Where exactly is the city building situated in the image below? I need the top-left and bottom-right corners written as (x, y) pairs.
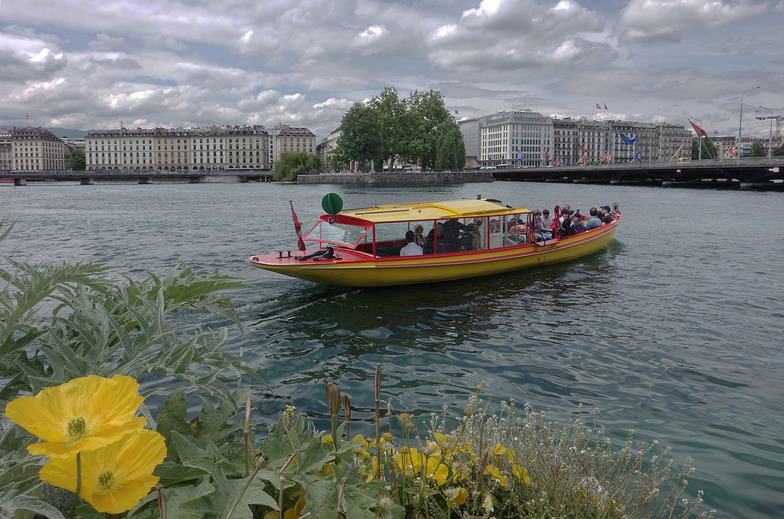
top-left (0, 130), bottom-right (12, 171)
top-left (459, 110), bottom-right (553, 167)
top-left (269, 124), bottom-right (317, 167)
top-left (11, 127), bottom-right (68, 171)
top-left (85, 125), bottom-right (271, 171)
top-left (317, 127), bottom-right (341, 171)
top-left (550, 118), bottom-right (692, 165)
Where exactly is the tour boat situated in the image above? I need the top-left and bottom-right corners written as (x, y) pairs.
top-left (249, 195), bottom-right (620, 287)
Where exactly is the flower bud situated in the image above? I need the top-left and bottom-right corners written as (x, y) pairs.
top-left (326, 379), bottom-right (340, 418)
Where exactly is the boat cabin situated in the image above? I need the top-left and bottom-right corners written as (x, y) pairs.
top-left (302, 198), bottom-right (537, 257)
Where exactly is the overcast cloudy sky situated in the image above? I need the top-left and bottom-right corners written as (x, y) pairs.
top-left (1, 0), bottom-right (782, 141)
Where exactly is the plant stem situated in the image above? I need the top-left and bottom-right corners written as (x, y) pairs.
top-left (68, 452), bottom-right (81, 519)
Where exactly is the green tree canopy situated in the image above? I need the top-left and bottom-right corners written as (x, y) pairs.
top-left (774, 143), bottom-right (784, 156)
top-left (749, 140), bottom-right (766, 157)
top-left (66, 149), bottom-right (86, 170)
top-left (691, 138), bottom-right (717, 160)
top-left (332, 88), bottom-right (465, 172)
top-left (272, 151), bottom-right (322, 182)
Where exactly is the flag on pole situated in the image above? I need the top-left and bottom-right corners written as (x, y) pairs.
top-left (635, 151), bottom-right (642, 163)
top-left (574, 139), bottom-right (588, 153)
top-left (289, 200), bottom-right (306, 251)
top-left (517, 150), bottom-right (524, 162)
top-left (454, 109), bottom-right (459, 115)
top-left (689, 120), bottom-right (707, 139)
top-left (596, 103), bottom-right (601, 109)
top-left (714, 130), bottom-right (719, 135)
top-left (670, 145), bottom-right (684, 160)
top-left (602, 152), bottom-right (614, 164)
top-left (544, 149), bottom-right (550, 160)
top-left (728, 142), bottom-right (737, 157)
top-left (619, 133), bottom-right (638, 145)
top-left (604, 104), bottom-right (608, 110)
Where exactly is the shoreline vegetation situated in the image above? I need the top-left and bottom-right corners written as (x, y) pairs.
top-left (0, 219), bottom-right (716, 518)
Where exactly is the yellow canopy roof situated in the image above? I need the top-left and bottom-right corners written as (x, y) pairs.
top-left (339, 198), bottom-right (530, 224)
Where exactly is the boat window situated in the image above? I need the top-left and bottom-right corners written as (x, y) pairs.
top-left (304, 220), bottom-right (370, 249)
top-left (434, 217), bottom-right (480, 253)
top-left (488, 213), bottom-right (529, 248)
top-left (373, 222), bottom-right (413, 256)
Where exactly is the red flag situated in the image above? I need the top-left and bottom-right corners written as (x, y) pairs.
top-left (728, 143), bottom-right (737, 157)
top-left (545, 149), bottom-right (550, 160)
top-left (689, 119), bottom-right (707, 138)
top-left (596, 103), bottom-right (601, 109)
top-left (714, 130), bottom-right (719, 135)
top-left (289, 200), bottom-right (306, 251)
top-left (454, 109), bottom-right (459, 114)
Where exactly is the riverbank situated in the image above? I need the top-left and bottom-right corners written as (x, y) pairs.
top-left (297, 170), bottom-right (493, 184)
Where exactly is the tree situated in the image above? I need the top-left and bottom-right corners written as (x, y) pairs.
top-left (371, 87), bottom-right (406, 171)
top-left (749, 140), bottom-right (766, 157)
top-left (404, 89), bottom-right (457, 170)
top-left (272, 151), bottom-right (321, 182)
top-left (333, 88), bottom-right (465, 172)
top-left (66, 149), bottom-right (86, 170)
top-left (691, 138), bottom-right (717, 160)
top-left (434, 123), bottom-right (467, 171)
top-left (774, 143), bottom-right (784, 156)
top-left (332, 101), bottom-right (382, 171)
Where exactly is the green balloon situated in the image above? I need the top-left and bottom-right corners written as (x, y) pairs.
top-left (322, 193), bottom-right (343, 214)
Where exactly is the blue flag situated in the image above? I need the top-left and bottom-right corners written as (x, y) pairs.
top-left (620, 133), bottom-right (638, 145)
top-left (517, 150), bottom-right (524, 161)
top-left (635, 151), bottom-right (642, 163)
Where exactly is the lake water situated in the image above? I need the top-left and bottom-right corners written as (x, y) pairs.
top-left (2, 180), bottom-right (783, 518)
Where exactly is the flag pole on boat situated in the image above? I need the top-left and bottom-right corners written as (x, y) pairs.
top-left (289, 200), bottom-right (306, 251)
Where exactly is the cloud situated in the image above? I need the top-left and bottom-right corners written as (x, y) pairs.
top-left (619, 0), bottom-right (769, 42)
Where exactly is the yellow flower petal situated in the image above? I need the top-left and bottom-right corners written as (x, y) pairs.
top-left (40, 429), bottom-right (167, 514)
top-left (5, 375), bottom-right (146, 458)
top-left (426, 457), bottom-right (448, 486)
top-left (445, 487), bottom-right (467, 507)
top-left (513, 464), bottom-right (531, 485)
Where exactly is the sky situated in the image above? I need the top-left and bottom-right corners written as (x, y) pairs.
top-left (1, 0), bottom-right (783, 142)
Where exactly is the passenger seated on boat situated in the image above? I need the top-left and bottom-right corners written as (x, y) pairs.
top-left (489, 218), bottom-right (501, 232)
top-left (442, 218), bottom-right (469, 252)
top-left (459, 221), bottom-right (481, 250)
top-left (560, 215), bottom-right (574, 237)
top-left (585, 207), bottom-right (602, 230)
top-left (600, 205), bottom-right (613, 224)
top-left (400, 230), bottom-right (423, 256)
top-left (532, 209), bottom-right (552, 241)
top-left (541, 209), bottom-right (554, 235)
top-left (570, 212), bottom-right (585, 234)
top-left (413, 224), bottom-right (426, 247)
top-left (422, 229), bottom-right (436, 254)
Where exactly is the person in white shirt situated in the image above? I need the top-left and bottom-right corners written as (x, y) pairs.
top-left (400, 230), bottom-right (423, 256)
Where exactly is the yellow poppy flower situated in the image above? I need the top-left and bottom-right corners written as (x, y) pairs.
top-left (513, 464), bottom-right (531, 485)
top-left (4, 375), bottom-right (146, 458)
top-left (484, 464), bottom-right (509, 489)
top-left (40, 429), bottom-right (167, 514)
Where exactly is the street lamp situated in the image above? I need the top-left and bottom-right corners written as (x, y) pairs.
top-left (758, 105), bottom-right (773, 158)
top-left (738, 86), bottom-right (760, 158)
top-left (659, 104), bottom-right (677, 162)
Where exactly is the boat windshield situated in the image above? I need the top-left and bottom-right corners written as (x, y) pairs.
top-left (304, 220), bottom-right (370, 249)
